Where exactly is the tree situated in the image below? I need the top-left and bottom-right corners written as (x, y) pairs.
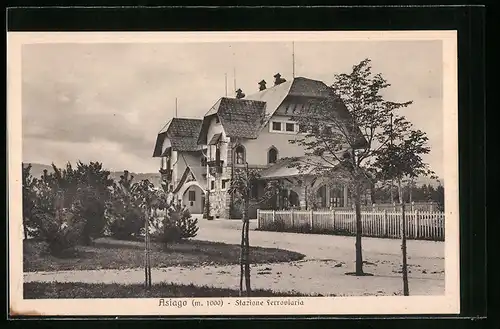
top-left (47, 161), bottom-right (113, 245)
top-left (373, 124), bottom-right (436, 296)
top-left (130, 179), bottom-right (159, 290)
top-left (434, 183), bottom-right (445, 211)
top-left (227, 164), bottom-right (254, 296)
top-left (288, 58), bottom-right (413, 276)
top-left (73, 162), bottom-right (114, 245)
top-left (107, 171), bottom-right (145, 240)
top-left (22, 164), bottom-right (39, 239)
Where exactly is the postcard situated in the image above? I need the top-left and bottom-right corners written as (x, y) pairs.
top-left (8, 30), bottom-right (459, 316)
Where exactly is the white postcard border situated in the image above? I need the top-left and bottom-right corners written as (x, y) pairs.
top-left (8, 30), bottom-right (459, 316)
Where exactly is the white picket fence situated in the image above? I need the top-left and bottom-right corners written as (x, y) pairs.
top-left (256, 209), bottom-right (445, 241)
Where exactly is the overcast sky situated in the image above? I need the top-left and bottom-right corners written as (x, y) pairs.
top-left (22, 40), bottom-right (443, 176)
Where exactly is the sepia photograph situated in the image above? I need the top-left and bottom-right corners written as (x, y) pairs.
top-left (8, 31), bottom-right (459, 316)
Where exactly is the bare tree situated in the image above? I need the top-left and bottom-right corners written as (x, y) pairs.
top-left (373, 123), bottom-right (436, 295)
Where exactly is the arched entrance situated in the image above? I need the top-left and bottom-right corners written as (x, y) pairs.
top-left (178, 181), bottom-right (205, 215)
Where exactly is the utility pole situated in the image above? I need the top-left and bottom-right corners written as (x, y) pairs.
top-left (233, 67), bottom-right (237, 94)
top-left (225, 73), bottom-right (228, 97)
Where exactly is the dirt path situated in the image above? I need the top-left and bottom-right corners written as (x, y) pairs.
top-left (24, 219), bottom-right (445, 296)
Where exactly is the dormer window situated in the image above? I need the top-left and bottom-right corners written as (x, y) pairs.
top-left (272, 122), bottom-right (282, 131)
top-left (285, 123), bottom-right (295, 132)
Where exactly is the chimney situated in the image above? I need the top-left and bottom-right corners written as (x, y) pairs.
top-left (235, 88), bottom-right (245, 99)
top-left (258, 79), bottom-right (267, 91)
top-left (274, 73), bottom-right (286, 86)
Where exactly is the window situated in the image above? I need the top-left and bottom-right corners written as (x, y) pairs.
top-left (222, 179), bottom-right (229, 190)
top-left (298, 124), bottom-right (307, 133)
top-left (272, 122), bottom-right (282, 131)
top-left (215, 146), bottom-right (221, 165)
top-left (268, 147), bottom-right (278, 164)
top-left (188, 190), bottom-right (196, 202)
top-left (215, 116), bottom-right (220, 124)
top-left (235, 145), bottom-right (245, 164)
top-left (210, 181), bottom-right (215, 190)
top-left (285, 123), bottom-right (295, 132)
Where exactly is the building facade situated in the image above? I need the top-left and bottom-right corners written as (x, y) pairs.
top-left (153, 76), bottom-right (371, 218)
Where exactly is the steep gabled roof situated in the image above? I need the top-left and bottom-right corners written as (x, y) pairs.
top-left (197, 97), bottom-right (267, 144)
top-left (245, 77), bottom-right (331, 132)
top-left (196, 77), bottom-right (367, 148)
top-left (152, 118), bottom-right (203, 157)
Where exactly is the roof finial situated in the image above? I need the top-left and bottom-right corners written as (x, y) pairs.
top-left (175, 97), bottom-right (178, 118)
top-left (292, 41), bottom-right (295, 78)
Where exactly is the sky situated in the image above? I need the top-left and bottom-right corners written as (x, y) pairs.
top-left (22, 39), bottom-right (443, 176)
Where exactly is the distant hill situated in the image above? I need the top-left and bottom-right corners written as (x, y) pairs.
top-left (22, 163), bottom-right (162, 187)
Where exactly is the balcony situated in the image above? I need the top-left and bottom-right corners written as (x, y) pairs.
top-left (209, 166), bottom-right (224, 176)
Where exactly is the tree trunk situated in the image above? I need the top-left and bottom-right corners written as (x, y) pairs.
top-left (389, 181), bottom-right (394, 203)
top-left (409, 180), bottom-right (414, 204)
top-left (244, 192), bottom-right (251, 296)
top-left (144, 206), bottom-right (151, 290)
top-left (239, 219), bottom-right (245, 296)
top-left (147, 208), bottom-right (152, 288)
top-left (353, 183), bottom-right (364, 275)
top-left (398, 179), bottom-right (410, 296)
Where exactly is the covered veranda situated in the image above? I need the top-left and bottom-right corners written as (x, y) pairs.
top-left (256, 158), bottom-right (350, 210)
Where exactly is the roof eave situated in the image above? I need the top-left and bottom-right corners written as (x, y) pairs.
top-left (152, 131), bottom-right (169, 157)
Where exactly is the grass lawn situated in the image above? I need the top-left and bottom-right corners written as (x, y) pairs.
top-left (24, 238), bottom-right (305, 272)
top-left (24, 282), bottom-right (310, 299)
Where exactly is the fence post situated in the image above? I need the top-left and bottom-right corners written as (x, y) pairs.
top-left (415, 210), bottom-right (419, 239)
top-left (291, 209), bottom-right (295, 230)
top-left (257, 209), bottom-right (260, 229)
top-left (272, 210), bottom-right (276, 223)
top-left (309, 209), bottom-right (314, 229)
top-left (383, 210), bottom-right (388, 237)
top-left (411, 201), bottom-right (415, 212)
top-left (331, 209), bottom-right (336, 231)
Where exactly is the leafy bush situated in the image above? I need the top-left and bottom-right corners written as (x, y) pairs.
top-left (106, 171), bottom-right (145, 240)
top-left (22, 161), bottom-right (114, 253)
top-left (22, 164), bottom-right (41, 238)
top-left (36, 200), bottom-right (85, 257)
top-left (163, 202), bottom-right (198, 245)
top-left (108, 208), bottom-right (144, 240)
